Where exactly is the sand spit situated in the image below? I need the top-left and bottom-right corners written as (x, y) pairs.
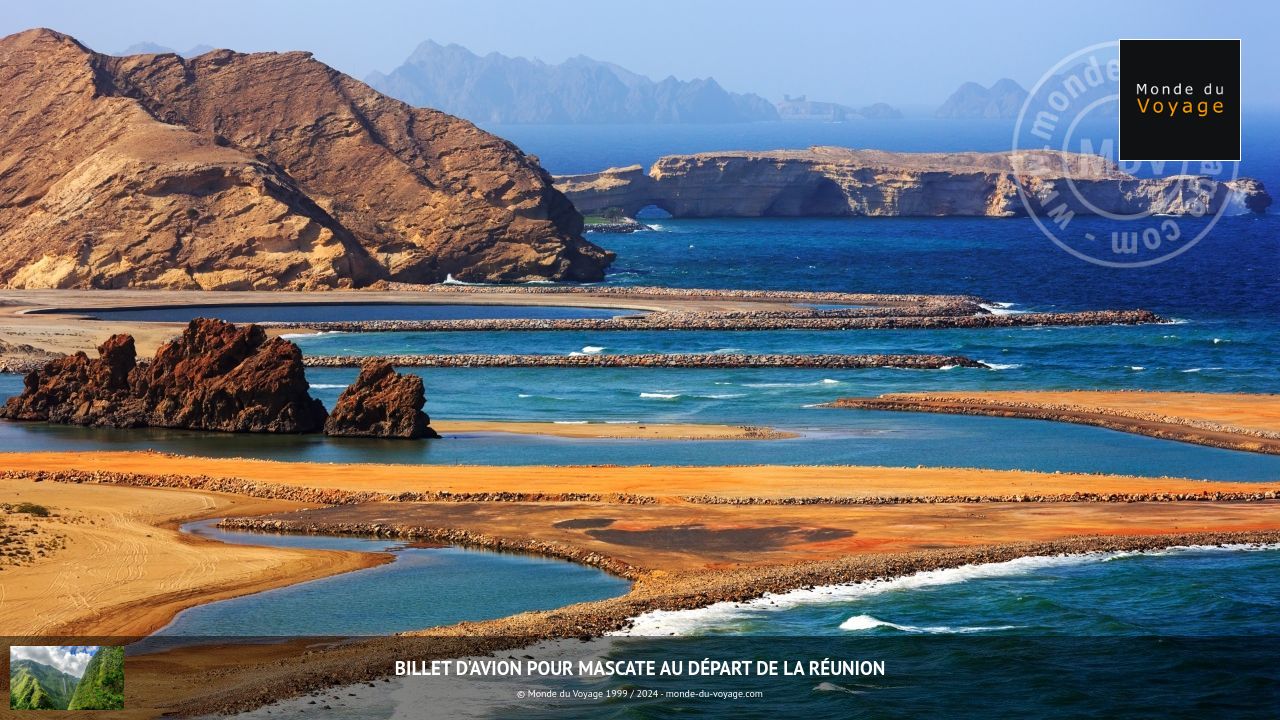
top-left (4, 452), bottom-right (1275, 504)
top-left (0, 478), bottom-right (380, 638)
top-left (303, 352), bottom-right (986, 369)
top-left (834, 391), bottom-right (1280, 454)
top-left (10, 466), bottom-right (1280, 504)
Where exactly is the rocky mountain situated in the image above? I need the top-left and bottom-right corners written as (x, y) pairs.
top-left (0, 28), bottom-right (611, 289)
top-left (555, 147), bottom-right (1271, 218)
top-left (10, 659), bottom-right (80, 710)
top-left (366, 41), bottom-right (779, 124)
top-left (935, 78), bottom-right (1028, 119)
top-left (66, 646), bottom-right (124, 711)
top-left (776, 95), bottom-right (902, 121)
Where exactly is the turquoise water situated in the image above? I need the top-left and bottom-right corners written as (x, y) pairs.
top-left (4, 370), bottom-right (1279, 478)
top-left (291, 320), bottom-right (1280, 393)
top-left (154, 521), bottom-right (629, 637)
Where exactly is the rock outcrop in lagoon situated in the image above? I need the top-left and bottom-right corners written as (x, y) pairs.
top-left (0, 319), bottom-right (327, 433)
top-left (555, 147), bottom-right (1271, 218)
top-left (0, 29), bottom-right (611, 289)
top-left (1, 318), bottom-right (442, 439)
top-left (325, 360), bottom-right (439, 439)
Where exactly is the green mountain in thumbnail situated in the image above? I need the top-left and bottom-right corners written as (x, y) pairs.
top-left (66, 646), bottom-right (125, 710)
top-left (9, 659), bottom-right (80, 710)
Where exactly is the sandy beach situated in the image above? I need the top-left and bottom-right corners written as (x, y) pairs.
top-left (834, 390), bottom-right (1280, 454)
top-left (0, 478), bottom-right (385, 637)
top-left (3, 451), bottom-right (1274, 502)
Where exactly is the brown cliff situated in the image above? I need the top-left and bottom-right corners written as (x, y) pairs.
top-left (0, 29), bottom-right (612, 289)
top-left (555, 147), bottom-right (1271, 218)
top-left (324, 360), bottom-right (438, 439)
top-left (0, 319), bottom-right (327, 433)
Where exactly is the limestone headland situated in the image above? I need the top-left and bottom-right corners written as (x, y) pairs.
top-left (555, 147), bottom-right (1271, 218)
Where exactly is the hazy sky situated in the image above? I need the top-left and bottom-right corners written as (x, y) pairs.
top-left (4, 1), bottom-right (1277, 108)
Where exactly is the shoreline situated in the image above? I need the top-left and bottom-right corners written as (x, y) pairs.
top-left (0, 478), bottom-right (389, 638)
top-left (4, 451), bottom-right (1277, 503)
top-left (140, 527), bottom-right (1280, 717)
top-left (4, 453), bottom-right (1278, 714)
top-left (0, 287), bottom-right (1157, 361)
top-left (833, 391), bottom-right (1280, 455)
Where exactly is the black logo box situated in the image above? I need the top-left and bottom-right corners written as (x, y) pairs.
top-left (1119, 39), bottom-right (1240, 162)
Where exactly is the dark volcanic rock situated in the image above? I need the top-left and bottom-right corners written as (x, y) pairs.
top-left (132, 319), bottom-right (327, 433)
top-left (0, 334), bottom-right (144, 426)
top-left (324, 360), bottom-right (438, 439)
top-left (0, 318), bottom-right (327, 433)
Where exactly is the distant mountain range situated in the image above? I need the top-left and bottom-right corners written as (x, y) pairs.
top-left (366, 41), bottom-right (781, 124)
top-left (10, 659), bottom-right (81, 710)
top-left (776, 95), bottom-right (902, 121)
top-left (117, 41), bottom-right (214, 57)
top-left (935, 78), bottom-right (1028, 119)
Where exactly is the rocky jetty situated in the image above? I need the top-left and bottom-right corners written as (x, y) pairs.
top-left (555, 147), bottom-right (1271, 218)
top-left (0, 28), bottom-right (610, 289)
top-left (270, 308), bottom-right (1163, 334)
top-left (0, 318), bottom-right (327, 432)
top-left (303, 353), bottom-right (985, 369)
top-left (324, 360), bottom-right (439, 439)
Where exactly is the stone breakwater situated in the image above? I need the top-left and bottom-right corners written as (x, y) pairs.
top-left (269, 308), bottom-right (1162, 334)
top-left (368, 283), bottom-right (986, 306)
top-left (218, 516), bottom-right (644, 579)
top-left (833, 395), bottom-right (1280, 455)
top-left (302, 353), bottom-right (986, 369)
top-left (156, 527), bottom-right (1280, 717)
top-left (12, 467), bottom-right (1275, 506)
top-left (682, 490), bottom-right (1280, 504)
top-left (4, 469), bottom-right (657, 505)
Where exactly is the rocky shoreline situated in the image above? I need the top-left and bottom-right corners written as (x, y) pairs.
top-left (302, 353), bottom-right (986, 369)
top-left (269, 308), bottom-right (1162, 334)
top-left (151, 525), bottom-right (1280, 717)
top-left (833, 394), bottom-right (1280, 455)
top-left (555, 147), bottom-right (1272, 218)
